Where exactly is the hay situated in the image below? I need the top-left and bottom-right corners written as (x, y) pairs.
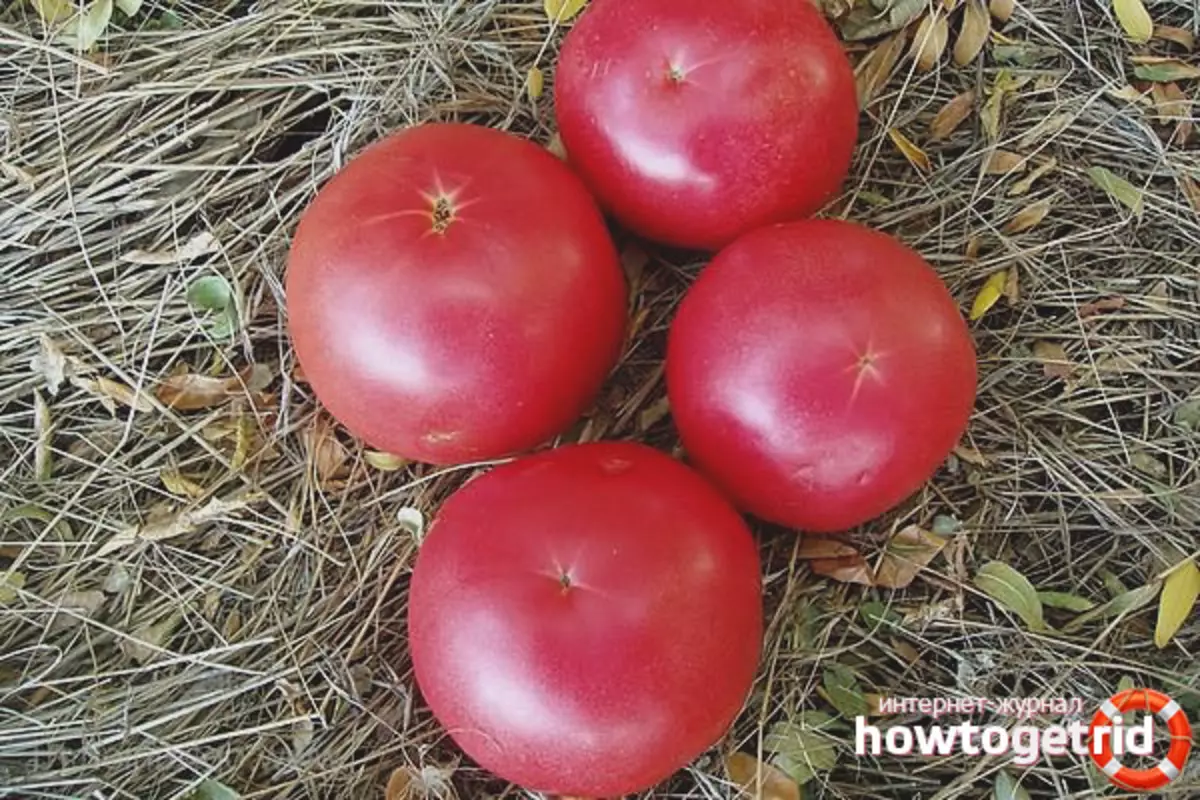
top-left (1, 1), bottom-right (1198, 798)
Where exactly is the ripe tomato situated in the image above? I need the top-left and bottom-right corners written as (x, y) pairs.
top-left (409, 442), bottom-right (762, 796)
top-left (286, 123), bottom-right (627, 465)
top-left (666, 220), bottom-right (977, 533)
top-left (554, 0), bottom-right (858, 250)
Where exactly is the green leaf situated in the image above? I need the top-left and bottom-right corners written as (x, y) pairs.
top-left (1101, 569), bottom-right (1128, 598)
top-left (839, 0), bottom-right (926, 41)
top-left (1063, 583), bottom-right (1160, 632)
top-left (765, 720), bottom-right (839, 785)
top-left (62, 0), bottom-right (114, 52)
top-left (1037, 591), bottom-right (1096, 612)
top-left (115, 0), bottom-right (142, 15)
top-left (1087, 166), bottom-right (1144, 218)
top-left (860, 600), bottom-right (901, 629)
top-left (1117, 675), bottom-right (1136, 694)
top-left (1173, 397), bottom-right (1200, 432)
top-left (992, 43), bottom-right (1056, 67)
top-left (190, 779), bottom-right (240, 800)
top-left (187, 276), bottom-right (233, 312)
top-left (993, 769), bottom-right (1032, 800)
top-left (2, 503), bottom-right (73, 540)
top-left (0, 571), bottom-right (26, 604)
top-left (974, 561), bottom-right (1047, 631)
top-left (31, 0), bottom-right (73, 24)
top-left (823, 665), bottom-right (870, 718)
top-left (1133, 60), bottom-right (1200, 83)
top-left (932, 514), bottom-right (961, 535)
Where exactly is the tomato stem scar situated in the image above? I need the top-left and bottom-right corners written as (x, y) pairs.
top-left (430, 195), bottom-right (455, 233)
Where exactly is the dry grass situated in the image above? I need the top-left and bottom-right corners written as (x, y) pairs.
top-left (1, 1), bottom-right (1199, 798)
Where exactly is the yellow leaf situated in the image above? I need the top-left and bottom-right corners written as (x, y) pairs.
top-left (74, 375), bottom-right (154, 413)
top-left (160, 468), bottom-right (206, 499)
top-left (1154, 25), bottom-right (1195, 51)
top-left (725, 752), bottom-right (801, 800)
top-left (1113, 0), bottom-right (1153, 45)
top-left (1087, 166), bottom-right (1144, 217)
top-left (1154, 559), bottom-right (1200, 648)
top-left (887, 128), bottom-right (931, 173)
top-left (984, 150), bottom-right (1026, 175)
top-left (31, 0), bottom-right (73, 24)
top-left (1003, 198), bottom-right (1051, 234)
top-left (1032, 341), bottom-right (1074, 379)
top-left (970, 270), bottom-right (1007, 320)
top-left (953, 0), bottom-right (991, 67)
top-left (989, 0), bottom-right (1014, 22)
top-left (526, 66), bottom-right (544, 101)
top-left (543, 0), bottom-right (588, 23)
top-left (0, 571), bottom-right (26, 604)
top-left (1181, 174), bottom-right (1200, 214)
top-left (854, 31), bottom-right (906, 109)
top-left (910, 12), bottom-right (949, 72)
top-left (364, 450), bottom-right (409, 471)
top-left (930, 90), bottom-right (975, 140)
top-left (1009, 156), bottom-right (1057, 195)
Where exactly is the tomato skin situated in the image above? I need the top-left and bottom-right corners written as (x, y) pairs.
top-left (554, 0), bottom-right (858, 251)
top-left (285, 123), bottom-right (627, 465)
top-left (666, 220), bottom-right (978, 533)
top-left (409, 442), bottom-right (763, 796)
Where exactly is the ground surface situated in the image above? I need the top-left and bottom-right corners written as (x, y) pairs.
top-left (1, 1), bottom-right (1199, 798)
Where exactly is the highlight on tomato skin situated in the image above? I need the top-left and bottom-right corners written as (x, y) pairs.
top-left (665, 219), bottom-right (979, 534)
top-left (284, 122), bottom-right (628, 466)
top-left (407, 441), bottom-right (764, 798)
top-left (553, 0), bottom-right (860, 251)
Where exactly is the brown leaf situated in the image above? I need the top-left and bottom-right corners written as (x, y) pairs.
top-left (1032, 341), bottom-right (1074, 379)
top-left (953, 0), bottom-right (991, 67)
top-left (1152, 82), bottom-right (1193, 145)
top-left (954, 443), bottom-right (990, 466)
top-left (888, 128), bottom-right (931, 173)
top-left (726, 752), bottom-right (801, 800)
top-left (855, 32), bottom-right (906, 109)
top-left (1003, 199), bottom-right (1051, 234)
top-left (984, 150), bottom-right (1027, 175)
top-left (1003, 263), bottom-right (1020, 303)
top-left (155, 364), bottom-right (272, 411)
top-left (911, 12), bottom-right (949, 72)
top-left (304, 420), bottom-right (351, 485)
top-left (1182, 175), bottom-right (1200, 214)
top-left (989, 0), bottom-right (1014, 22)
top-left (121, 232), bottom-right (219, 266)
top-left (1154, 25), bottom-right (1195, 51)
top-left (1009, 156), bottom-right (1057, 195)
top-left (875, 526), bottom-right (948, 589)
top-left (811, 553), bottom-right (876, 586)
top-left (385, 767), bottom-right (415, 800)
top-left (930, 90), bottom-right (976, 140)
top-left (34, 391), bottom-right (52, 482)
top-left (796, 539), bottom-right (860, 559)
top-left (74, 376), bottom-right (154, 413)
top-left (964, 234), bottom-right (982, 261)
top-left (95, 493), bottom-right (264, 558)
top-left (891, 637), bottom-right (922, 663)
top-left (1079, 297), bottom-right (1126, 318)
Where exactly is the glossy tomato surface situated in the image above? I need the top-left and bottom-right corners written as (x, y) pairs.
top-left (286, 123), bottom-right (627, 465)
top-left (409, 442), bottom-right (763, 796)
top-left (554, 0), bottom-right (858, 250)
top-left (667, 220), bottom-right (978, 533)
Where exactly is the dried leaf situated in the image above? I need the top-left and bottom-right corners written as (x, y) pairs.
top-left (726, 752), bottom-right (801, 800)
top-left (954, 0), bottom-right (991, 67)
top-left (74, 376), bottom-right (154, 413)
top-left (1037, 591), bottom-right (1096, 612)
top-left (102, 564), bottom-right (130, 594)
top-left (30, 335), bottom-right (69, 396)
top-left (1133, 59), bottom-right (1200, 82)
top-left (765, 718), bottom-right (839, 785)
top-left (34, 391), bottom-right (52, 482)
top-left (95, 494), bottom-right (262, 558)
top-left (160, 468), bottom-right (206, 499)
top-left (1145, 279), bottom-right (1170, 312)
top-left (954, 443), bottom-right (989, 466)
top-left (1182, 175), bottom-right (1200, 214)
top-left (385, 767), bottom-right (415, 800)
top-left (1151, 82), bottom-right (1192, 144)
top-left (1003, 198), bottom-right (1051, 234)
top-left (974, 561), bottom-right (1047, 631)
top-left (1003, 264), bottom-right (1020, 303)
top-left (891, 637), bottom-right (922, 662)
top-left (121, 613), bottom-right (181, 664)
top-left (875, 526), bottom-right (947, 589)
top-left (1107, 84), bottom-right (1154, 106)
top-left (1155, 559), bottom-right (1200, 648)
top-left (1032, 341), bottom-right (1074, 379)
top-left (123, 231), bottom-right (219, 266)
top-left (930, 90), bottom-right (975, 140)
top-left (980, 72), bottom-right (1023, 142)
top-left (796, 539), bottom-right (860, 559)
top-left (984, 150), bottom-right (1027, 175)
top-left (970, 270), bottom-right (1007, 320)
top-left (855, 32), bottom-right (906, 108)
top-left (1087, 166), bottom-right (1144, 217)
top-left (364, 451), bottom-right (408, 471)
top-left (839, 0), bottom-right (926, 41)
top-left (543, 0), bottom-right (588, 23)
top-left (54, 590), bottom-right (105, 619)
top-left (1017, 112), bottom-right (1071, 148)
top-left (965, 234), bottom-right (982, 260)
top-left (1078, 296), bottom-right (1125, 318)
top-left (989, 0), bottom-right (1014, 22)
top-left (911, 12), bottom-right (950, 72)
top-left (1154, 25), bottom-right (1195, 51)
top-left (526, 66), bottom-right (544, 101)
top-left (888, 128), bottom-right (931, 173)
top-left (156, 364), bottom-right (271, 411)
top-left (304, 421), bottom-right (351, 485)
top-left (1113, 0), bottom-right (1153, 45)
top-left (1009, 157), bottom-right (1057, 195)
top-left (810, 553), bottom-right (875, 586)
top-left (231, 413), bottom-right (253, 471)
top-left (0, 571), bottom-right (26, 604)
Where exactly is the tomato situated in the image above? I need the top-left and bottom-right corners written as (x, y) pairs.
top-left (666, 220), bottom-right (977, 533)
top-left (286, 123), bottom-right (627, 465)
top-left (553, 0), bottom-right (858, 251)
top-left (408, 441), bottom-right (763, 796)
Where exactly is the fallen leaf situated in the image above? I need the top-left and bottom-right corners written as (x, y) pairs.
top-left (965, 234), bottom-right (982, 260)
top-left (31, 0), bottom-right (73, 24)
top-left (954, 443), bottom-right (989, 465)
top-left (94, 493), bottom-right (262, 558)
top-left (989, 0), bottom-right (1014, 22)
top-left (810, 553), bottom-right (875, 586)
top-left (122, 231), bottom-right (219, 265)
top-left (230, 413), bottom-right (253, 472)
top-left (74, 376), bottom-right (154, 413)
top-left (1107, 84), bottom-right (1154, 106)
top-left (160, 468), bottom-right (206, 499)
top-left (1017, 112), bottom-right (1071, 150)
top-left (385, 767), bottom-right (416, 800)
top-left (1063, 583), bottom-right (1159, 632)
top-left (1133, 59), bottom-right (1200, 82)
top-left (53, 590), bottom-right (105, 620)
top-left (1078, 296), bottom-right (1125, 318)
top-left (974, 561), bottom-right (1047, 631)
top-left (34, 391), bottom-right (52, 482)
top-left (543, 0), bottom-right (588, 23)
top-left (970, 270), bottom-right (1007, 320)
top-left (102, 564), bottom-right (130, 594)
top-left (1032, 340), bottom-right (1074, 379)
top-left (1154, 25), bottom-right (1195, 51)
top-left (1182, 175), bottom-right (1200, 213)
top-left (1003, 198), bottom-right (1051, 234)
top-left (1130, 451), bottom-right (1166, 478)
top-left (155, 364), bottom-right (271, 411)
top-left (30, 335), bottom-right (69, 396)
top-left (0, 571), bottom-right (26, 604)
top-left (1174, 397), bottom-right (1200, 431)
top-left (1151, 82), bottom-right (1192, 144)
top-left (1003, 264), bottom-right (1020, 303)
top-left (796, 539), bottom-right (861, 559)
top-left (954, 0), bottom-right (991, 66)
top-left (911, 12), bottom-right (950, 72)
top-left (933, 514), bottom-right (963, 534)
top-left (1037, 591), bottom-right (1096, 612)
top-left (1009, 157), bottom-right (1057, 195)
top-left (859, 601), bottom-right (901, 628)
top-left (1113, 0), bottom-right (1153, 44)
top-left (364, 451), bottom-right (408, 471)
top-left (765, 718), bottom-right (839, 785)
top-left (891, 637), bottom-right (922, 662)
top-left (726, 752), bottom-right (801, 800)
top-left (993, 42), bottom-right (1057, 67)
top-left (985, 150), bottom-right (1027, 175)
top-left (981, 71), bottom-right (1026, 141)
top-left (1155, 559), bottom-right (1200, 648)
top-left (875, 526), bottom-right (947, 589)
top-left (1088, 165), bottom-right (1144, 217)
top-left (61, 0), bottom-right (113, 52)
top-left (822, 664), bottom-right (869, 718)
top-left (120, 613), bottom-right (181, 664)
top-left (855, 32), bottom-right (907, 108)
top-left (888, 128), bottom-right (931, 173)
top-left (930, 90), bottom-right (976, 140)
top-left (839, 0), bottom-right (926, 41)
top-left (527, 66), bottom-right (544, 101)
top-left (304, 421), bottom-right (351, 485)
top-left (993, 769), bottom-right (1033, 800)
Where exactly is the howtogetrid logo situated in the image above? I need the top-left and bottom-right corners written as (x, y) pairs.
top-left (1090, 688), bottom-right (1192, 791)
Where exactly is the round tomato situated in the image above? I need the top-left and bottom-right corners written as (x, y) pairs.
top-left (286, 123), bottom-right (627, 465)
top-left (666, 220), bottom-right (977, 533)
top-left (554, 0), bottom-right (858, 251)
top-left (408, 441), bottom-right (762, 796)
